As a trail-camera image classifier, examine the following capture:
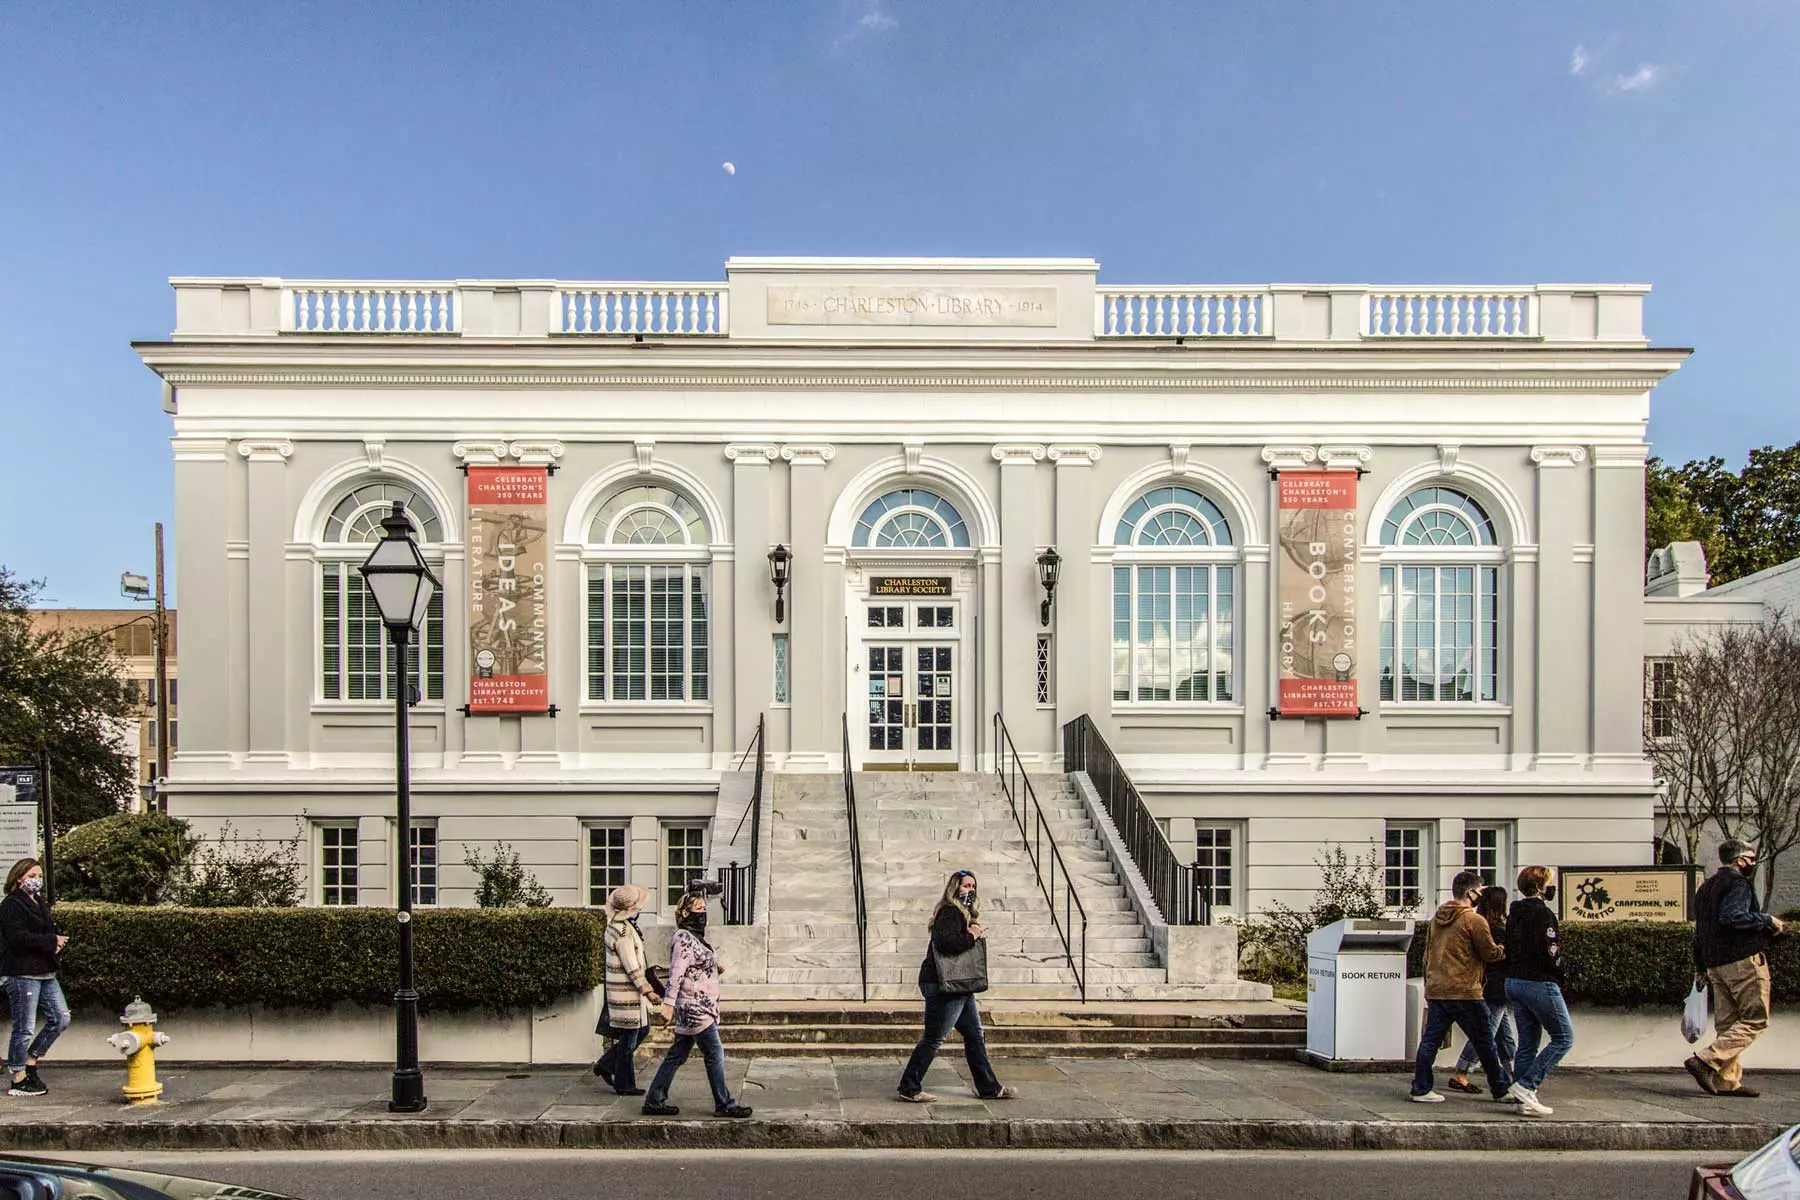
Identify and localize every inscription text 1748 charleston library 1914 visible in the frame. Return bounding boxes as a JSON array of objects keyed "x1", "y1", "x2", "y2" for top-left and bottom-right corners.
[{"x1": 767, "y1": 284, "x2": 1059, "y2": 327}]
